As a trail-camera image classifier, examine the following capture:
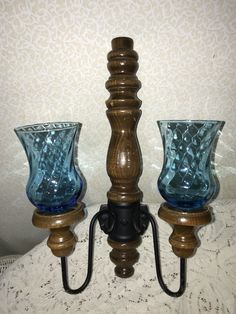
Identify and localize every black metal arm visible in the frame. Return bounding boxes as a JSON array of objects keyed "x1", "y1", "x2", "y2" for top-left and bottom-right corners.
[
  {"x1": 61, "y1": 210, "x2": 106, "y2": 294},
  {"x1": 148, "y1": 212, "x2": 186, "y2": 297}
]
